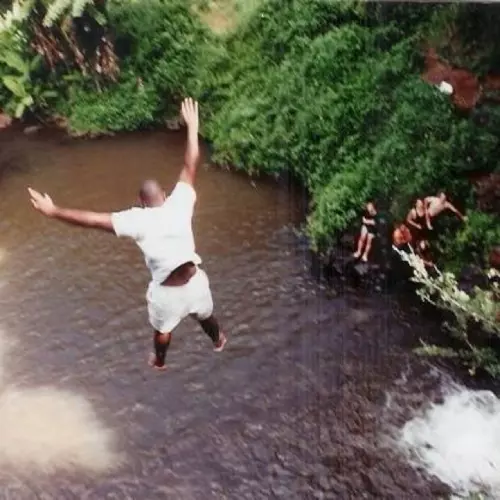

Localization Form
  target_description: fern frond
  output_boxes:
[43,0,94,27]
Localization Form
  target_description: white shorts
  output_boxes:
[146,268,214,333]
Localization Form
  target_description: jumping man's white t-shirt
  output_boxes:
[111,181,202,284]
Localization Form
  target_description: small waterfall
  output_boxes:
[394,377,500,498]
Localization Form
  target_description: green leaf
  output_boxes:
[0,51,28,74]
[29,54,43,71]
[2,75,26,98]
[22,95,34,107]
[14,102,25,119]
[89,7,107,26]
[41,90,59,99]
[62,73,83,82]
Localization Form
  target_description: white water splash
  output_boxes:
[0,386,120,472]
[0,326,122,474]
[398,385,500,498]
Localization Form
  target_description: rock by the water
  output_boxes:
[437,81,454,95]
[353,261,380,276]
[354,262,370,276]
[340,232,355,248]
[0,113,12,129]
[24,125,42,135]
[165,118,181,130]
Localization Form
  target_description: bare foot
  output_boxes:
[148,352,167,371]
[213,332,227,352]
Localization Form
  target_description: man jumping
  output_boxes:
[27,97,227,371]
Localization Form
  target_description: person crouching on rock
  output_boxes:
[353,201,378,262]
[392,222,413,253]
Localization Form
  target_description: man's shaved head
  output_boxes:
[139,179,165,207]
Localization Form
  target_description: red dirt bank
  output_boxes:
[422,48,500,110]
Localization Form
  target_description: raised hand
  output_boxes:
[27,187,56,217]
[181,97,199,131]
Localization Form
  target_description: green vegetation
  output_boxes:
[397,248,500,377]
[194,1,500,260]
[0,1,499,372]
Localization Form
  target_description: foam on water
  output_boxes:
[398,385,500,497]
[0,386,120,472]
[0,326,122,474]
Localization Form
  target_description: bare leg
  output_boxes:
[361,234,374,262]
[148,330,171,371]
[353,227,367,258]
[197,314,227,352]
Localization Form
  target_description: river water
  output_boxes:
[0,127,496,499]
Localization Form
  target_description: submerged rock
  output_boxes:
[23,125,42,136]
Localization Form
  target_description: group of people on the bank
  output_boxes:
[353,190,467,267]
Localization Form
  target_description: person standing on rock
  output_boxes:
[27,97,227,371]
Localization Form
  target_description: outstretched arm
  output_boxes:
[28,187,113,232]
[178,97,200,186]
[445,201,466,221]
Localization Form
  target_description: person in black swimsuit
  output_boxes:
[406,198,427,244]
[353,201,378,262]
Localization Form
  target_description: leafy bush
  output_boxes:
[0,5,39,118]
[228,0,365,64]
[59,0,213,135]
[58,75,160,135]
[396,248,500,377]
[108,0,211,117]
[439,211,500,272]
[1,0,211,134]
[425,3,500,76]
